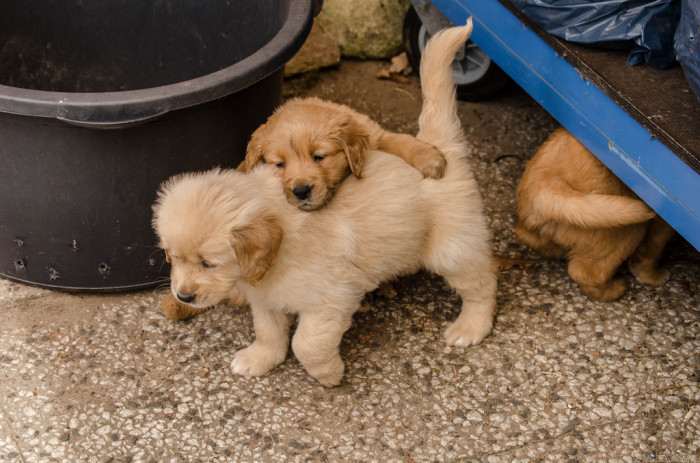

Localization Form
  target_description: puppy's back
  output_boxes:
[320,150,429,275]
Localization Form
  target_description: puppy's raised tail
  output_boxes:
[527,179,655,229]
[416,19,473,161]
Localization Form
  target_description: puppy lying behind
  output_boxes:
[238,98,447,211]
[153,22,497,386]
[515,128,674,301]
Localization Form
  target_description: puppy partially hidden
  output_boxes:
[153,22,496,386]
[515,128,674,301]
[238,97,447,211]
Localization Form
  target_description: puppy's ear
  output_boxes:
[336,116,370,178]
[231,214,283,284]
[238,124,268,173]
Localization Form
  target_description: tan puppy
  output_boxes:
[153,22,496,386]
[160,79,445,321]
[238,98,447,211]
[160,22,446,319]
[515,128,674,301]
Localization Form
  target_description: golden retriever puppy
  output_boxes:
[152,22,496,386]
[237,97,447,211]
[515,128,674,301]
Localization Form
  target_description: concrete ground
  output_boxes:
[1,61,699,462]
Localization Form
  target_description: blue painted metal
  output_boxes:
[432,0,700,250]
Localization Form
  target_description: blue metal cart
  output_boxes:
[410,0,700,251]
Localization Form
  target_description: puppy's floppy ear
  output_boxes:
[231,214,283,284]
[335,116,370,178]
[238,124,268,173]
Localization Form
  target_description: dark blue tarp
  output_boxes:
[675,0,700,102]
[511,0,680,69]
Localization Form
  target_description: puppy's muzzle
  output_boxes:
[176,292,197,304]
[292,184,313,201]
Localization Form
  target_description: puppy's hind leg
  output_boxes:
[567,226,646,301]
[292,309,353,387]
[426,243,497,346]
[568,256,627,302]
[441,264,497,347]
[231,304,291,377]
[423,218,497,347]
[514,223,566,259]
[628,218,674,287]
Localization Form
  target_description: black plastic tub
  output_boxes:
[0,0,313,291]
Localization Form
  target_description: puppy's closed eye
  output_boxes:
[262,156,285,169]
[312,152,325,163]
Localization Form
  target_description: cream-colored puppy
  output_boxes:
[153,22,496,386]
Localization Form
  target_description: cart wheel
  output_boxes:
[404,7,509,101]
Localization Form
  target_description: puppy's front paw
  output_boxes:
[160,294,205,321]
[414,148,447,179]
[231,343,286,377]
[445,312,493,347]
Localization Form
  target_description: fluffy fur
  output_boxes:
[238,97,447,211]
[515,128,674,301]
[153,21,496,386]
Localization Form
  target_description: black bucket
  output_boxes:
[0,0,313,291]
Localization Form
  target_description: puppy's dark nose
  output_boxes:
[292,184,313,200]
[176,292,196,304]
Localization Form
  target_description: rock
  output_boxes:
[285,21,341,77]
[317,0,410,59]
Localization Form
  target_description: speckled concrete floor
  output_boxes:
[1,61,699,462]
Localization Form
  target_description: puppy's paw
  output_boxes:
[444,312,493,347]
[643,268,670,287]
[414,148,447,179]
[581,278,627,302]
[630,265,670,287]
[160,294,205,321]
[231,343,286,377]
[307,357,345,387]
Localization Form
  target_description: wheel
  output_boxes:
[403,7,510,101]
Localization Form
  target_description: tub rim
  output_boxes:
[0,0,313,128]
